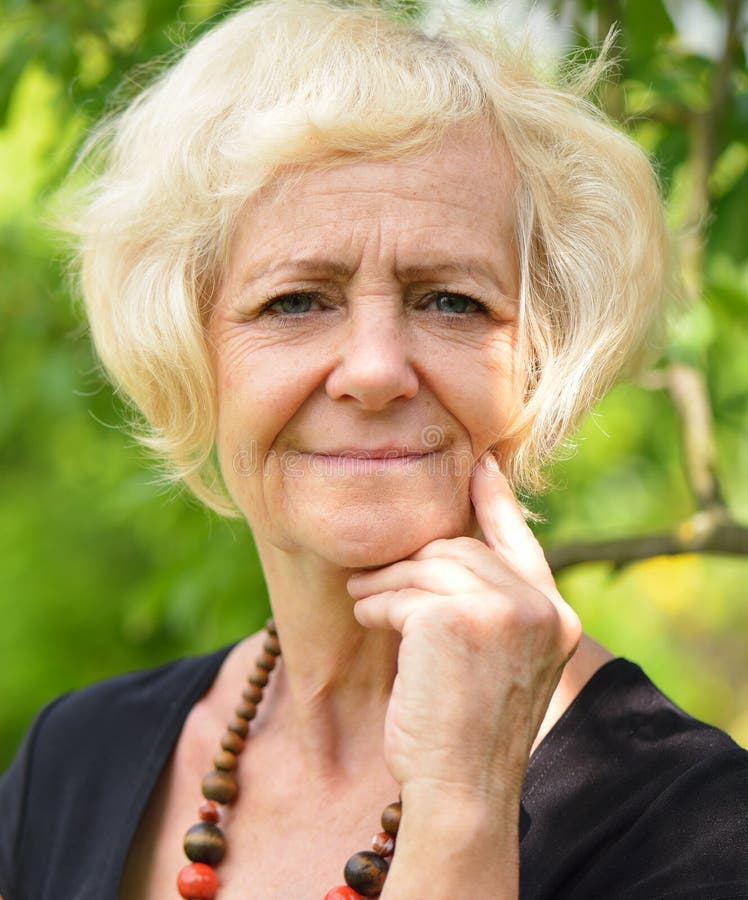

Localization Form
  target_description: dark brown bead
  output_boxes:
[249,670,269,687]
[256,651,277,672]
[236,700,258,721]
[243,683,264,703]
[202,770,238,804]
[184,822,227,866]
[184,822,226,866]
[220,731,245,754]
[381,801,401,837]
[265,617,278,637]
[214,749,238,771]
[227,716,249,738]
[344,851,389,896]
[263,635,281,657]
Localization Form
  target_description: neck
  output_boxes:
[251,538,613,776]
[255,540,401,778]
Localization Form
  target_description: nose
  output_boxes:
[325,301,419,410]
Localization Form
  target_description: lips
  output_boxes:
[309,447,435,459]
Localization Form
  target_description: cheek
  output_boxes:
[433,332,520,447]
[212,343,325,497]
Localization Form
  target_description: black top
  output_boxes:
[1,652,746,899]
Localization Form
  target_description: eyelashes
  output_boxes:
[257,289,490,323]
[427,292,483,315]
[261,291,323,316]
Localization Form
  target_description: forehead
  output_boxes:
[227,124,518,285]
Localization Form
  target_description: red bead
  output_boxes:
[371,831,395,856]
[177,862,218,899]
[324,887,363,900]
[198,801,220,823]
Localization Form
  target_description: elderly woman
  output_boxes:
[1,1,747,898]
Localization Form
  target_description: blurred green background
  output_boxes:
[1,0,747,769]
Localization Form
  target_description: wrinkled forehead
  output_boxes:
[220,123,520,302]
[229,122,518,254]
[250,119,515,209]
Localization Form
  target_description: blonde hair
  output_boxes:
[67,0,672,516]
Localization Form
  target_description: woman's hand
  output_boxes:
[348,453,580,896]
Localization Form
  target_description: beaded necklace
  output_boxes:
[176,619,401,900]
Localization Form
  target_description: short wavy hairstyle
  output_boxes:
[67,0,673,516]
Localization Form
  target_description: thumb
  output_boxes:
[470,452,557,598]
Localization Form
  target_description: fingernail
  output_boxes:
[483,453,500,473]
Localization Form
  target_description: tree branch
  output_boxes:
[547,361,740,575]
[682,0,741,300]
[547,511,748,575]
[637,363,724,511]
[544,5,745,576]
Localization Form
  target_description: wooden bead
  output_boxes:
[202,770,238,804]
[214,749,238,772]
[184,822,227,866]
[324,887,363,900]
[381,801,401,836]
[371,831,395,856]
[243,683,264,703]
[344,851,389,896]
[263,635,281,656]
[198,801,220,823]
[256,651,277,672]
[227,716,249,738]
[236,700,257,721]
[220,731,245,754]
[249,670,269,687]
[265,617,278,636]
[177,862,218,899]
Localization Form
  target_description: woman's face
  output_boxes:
[209,124,521,568]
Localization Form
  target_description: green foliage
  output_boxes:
[1,0,747,769]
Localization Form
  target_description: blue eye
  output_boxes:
[266,292,318,314]
[431,292,480,314]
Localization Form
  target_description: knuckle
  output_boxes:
[419,536,484,557]
[450,536,486,553]
[436,601,495,650]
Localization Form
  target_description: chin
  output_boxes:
[305,508,472,570]
[244,475,476,569]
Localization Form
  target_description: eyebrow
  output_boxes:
[245,258,352,282]
[243,256,515,298]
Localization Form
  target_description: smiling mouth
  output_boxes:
[274,446,474,478]
[297,449,440,475]
[309,448,435,459]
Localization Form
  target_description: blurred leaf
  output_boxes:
[707,254,748,322]
[621,0,674,62]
